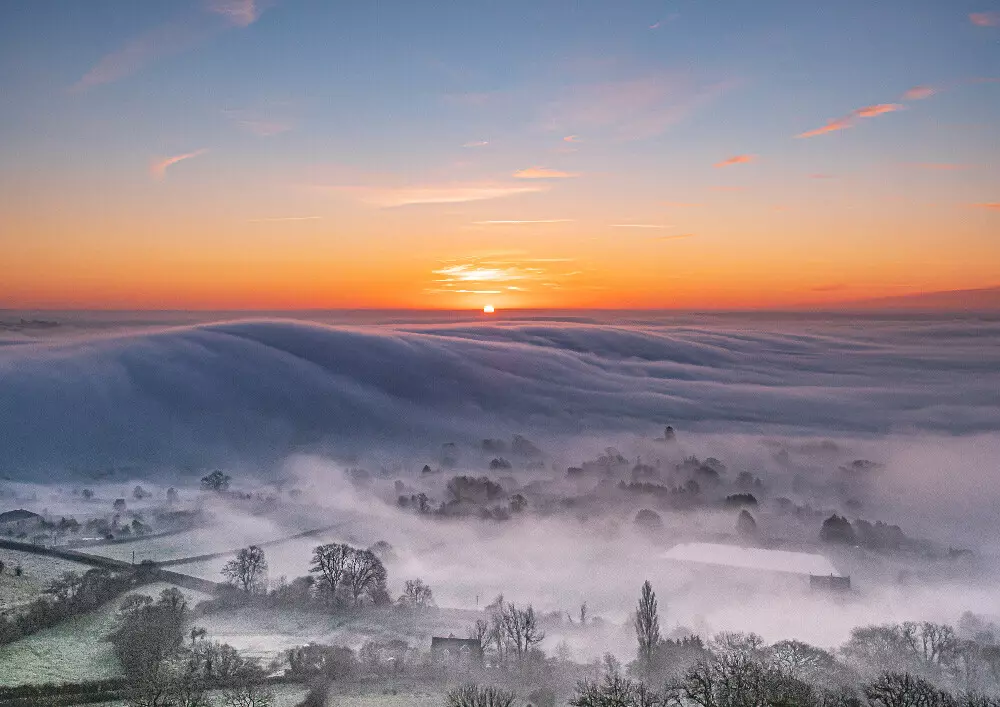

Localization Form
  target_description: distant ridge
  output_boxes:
[831,286,1000,311]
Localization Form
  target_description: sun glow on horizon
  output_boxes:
[483,304,495,314]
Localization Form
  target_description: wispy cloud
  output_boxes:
[653,233,697,241]
[149,149,208,179]
[73,21,213,92]
[73,1,268,92]
[541,73,731,141]
[611,224,671,229]
[661,201,703,208]
[797,116,855,138]
[971,202,1000,211]
[473,219,574,225]
[797,104,903,138]
[463,140,489,148]
[910,163,972,171]
[714,154,757,168]
[512,167,579,179]
[207,0,259,27]
[649,14,679,29]
[247,216,321,222]
[854,103,904,117]
[903,85,936,100]
[970,12,1000,26]
[334,181,548,207]
[563,135,581,143]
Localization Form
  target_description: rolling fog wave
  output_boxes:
[1,317,999,476]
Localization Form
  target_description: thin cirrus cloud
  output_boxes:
[854,103,904,117]
[540,73,731,141]
[512,167,579,179]
[563,135,581,143]
[462,140,490,148]
[206,0,260,27]
[971,203,1000,211]
[970,12,1000,26]
[149,149,208,179]
[714,154,757,168]
[333,181,548,207]
[910,163,972,171]
[473,219,574,225]
[903,85,937,100]
[797,104,903,138]
[247,216,321,223]
[653,233,696,241]
[72,1,268,92]
[611,224,672,229]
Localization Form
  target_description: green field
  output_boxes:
[0,581,213,687]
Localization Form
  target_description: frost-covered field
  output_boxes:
[196,606,481,664]
[0,581,212,686]
[0,548,93,611]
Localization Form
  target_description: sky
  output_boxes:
[0,0,998,310]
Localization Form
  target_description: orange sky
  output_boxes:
[1,1,998,310]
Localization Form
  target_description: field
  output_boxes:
[0,548,93,611]
[196,605,481,664]
[0,581,213,687]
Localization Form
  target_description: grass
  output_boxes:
[0,548,93,612]
[0,581,213,687]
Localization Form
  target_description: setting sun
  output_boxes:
[483,304,495,314]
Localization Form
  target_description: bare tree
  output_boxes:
[863,672,952,707]
[470,619,490,646]
[399,578,435,608]
[634,580,661,673]
[446,683,515,707]
[681,654,816,707]
[580,601,588,626]
[309,543,351,603]
[343,548,387,606]
[500,602,545,661]
[769,639,840,684]
[222,546,268,594]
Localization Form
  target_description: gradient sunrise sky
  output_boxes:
[1,0,998,310]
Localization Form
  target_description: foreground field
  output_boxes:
[0,581,212,687]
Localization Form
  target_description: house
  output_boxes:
[430,636,483,664]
